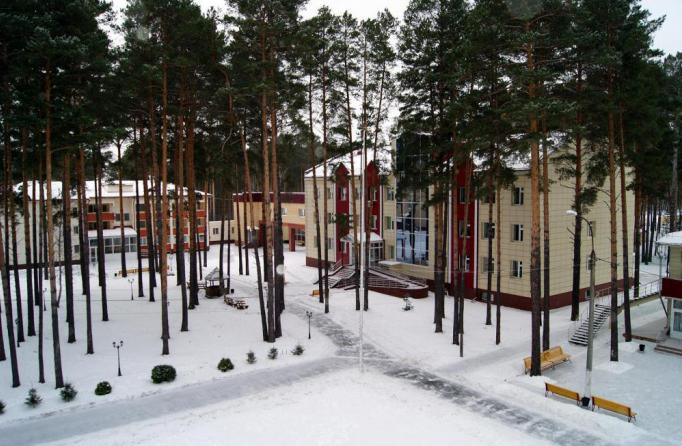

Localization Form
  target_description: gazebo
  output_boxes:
[204,268,229,298]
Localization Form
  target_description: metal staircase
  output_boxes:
[569,304,611,346]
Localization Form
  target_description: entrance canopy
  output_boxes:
[341,231,383,244]
[656,231,682,246]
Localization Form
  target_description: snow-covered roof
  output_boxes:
[87,228,137,238]
[657,231,682,247]
[305,148,392,178]
[14,180,209,201]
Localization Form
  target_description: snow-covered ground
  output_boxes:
[44,369,552,446]
[0,247,678,445]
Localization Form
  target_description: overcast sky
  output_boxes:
[111,0,681,56]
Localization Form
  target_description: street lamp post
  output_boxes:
[128,278,135,300]
[566,209,595,407]
[113,340,124,376]
[306,310,312,340]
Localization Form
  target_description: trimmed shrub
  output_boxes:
[95,381,112,396]
[0,400,5,414]
[60,383,78,402]
[291,344,305,356]
[25,388,42,408]
[267,347,278,360]
[217,358,234,372]
[151,365,177,384]
[246,351,257,364]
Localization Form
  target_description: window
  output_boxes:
[482,222,495,239]
[340,187,347,201]
[482,257,494,273]
[512,224,524,242]
[115,213,121,222]
[386,186,395,201]
[586,255,595,271]
[281,207,288,216]
[674,299,682,310]
[371,215,378,230]
[74,245,80,254]
[71,207,78,215]
[136,204,146,212]
[140,236,147,245]
[384,216,394,230]
[512,186,524,205]
[327,212,334,224]
[314,236,319,248]
[458,220,471,238]
[373,188,379,202]
[326,237,333,250]
[212,227,219,235]
[298,208,305,217]
[327,186,334,200]
[511,260,523,278]
[139,220,146,228]
[388,244,395,259]
[124,213,130,221]
[73,225,79,234]
[396,186,429,266]
[459,187,467,204]
[459,255,470,272]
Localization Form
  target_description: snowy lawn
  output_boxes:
[44,369,551,446]
[0,248,334,425]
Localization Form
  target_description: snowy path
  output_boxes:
[289,301,669,446]
[0,356,353,446]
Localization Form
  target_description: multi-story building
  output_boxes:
[12,180,209,266]
[304,137,634,310]
[208,192,306,251]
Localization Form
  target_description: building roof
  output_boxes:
[656,231,682,246]
[304,148,392,178]
[14,180,209,201]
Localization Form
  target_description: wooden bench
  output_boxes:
[592,396,637,422]
[524,346,571,374]
[224,296,235,306]
[311,289,320,297]
[235,299,249,310]
[545,382,581,405]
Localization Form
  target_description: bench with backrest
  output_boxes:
[545,382,581,405]
[235,299,249,310]
[592,396,637,422]
[311,289,320,297]
[524,346,571,374]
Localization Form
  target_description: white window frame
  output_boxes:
[511,260,523,278]
[512,224,524,242]
[512,186,524,205]
[298,208,305,217]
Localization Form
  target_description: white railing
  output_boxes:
[568,279,660,341]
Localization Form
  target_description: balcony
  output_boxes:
[661,277,682,299]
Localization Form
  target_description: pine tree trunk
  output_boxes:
[235,173,243,275]
[78,148,94,354]
[141,132,156,302]
[63,154,75,343]
[118,142,127,277]
[22,129,35,336]
[618,111,631,341]
[307,75,323,304]
[243,186,250,276]
[94,156,108,321]
[321,59,330,315]
[434,198,443,333]
[187,113,199,309]
[634,175,641,299]
[526,29,542,376]
[11,188,24,344]
[270,106,284,338]
[1,215,20,386]
[242,121,268,341]
[608,105,619,362]
[175,112,189,332]
[542,131,550,351]
[495,159,502,345]
[159,63,170,355]
[452,162,460,345]
[134,126,144,299]
[219,182,226,290]
[45,66,64,388]
[485,149,494,326]
[38,170,45,381]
